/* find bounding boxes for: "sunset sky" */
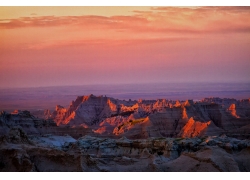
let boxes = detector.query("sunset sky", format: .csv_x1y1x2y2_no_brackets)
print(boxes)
0,6,250,88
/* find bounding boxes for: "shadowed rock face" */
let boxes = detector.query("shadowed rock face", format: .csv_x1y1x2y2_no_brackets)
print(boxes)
0,110,93,139
1,130,250,172
0,110,57,136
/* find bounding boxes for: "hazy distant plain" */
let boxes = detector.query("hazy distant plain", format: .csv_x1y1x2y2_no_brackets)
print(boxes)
0,82,249,112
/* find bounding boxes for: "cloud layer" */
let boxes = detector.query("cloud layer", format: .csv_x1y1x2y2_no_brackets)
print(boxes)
0,7,250,88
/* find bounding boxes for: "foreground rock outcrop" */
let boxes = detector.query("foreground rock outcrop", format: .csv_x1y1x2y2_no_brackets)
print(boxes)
1,129,250,172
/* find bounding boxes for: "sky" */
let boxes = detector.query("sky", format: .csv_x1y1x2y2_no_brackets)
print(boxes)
0,6,250,88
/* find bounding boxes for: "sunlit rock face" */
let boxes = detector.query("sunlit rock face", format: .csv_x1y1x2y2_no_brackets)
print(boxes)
228,104,239,118
52,95,123,126
51,95,250,139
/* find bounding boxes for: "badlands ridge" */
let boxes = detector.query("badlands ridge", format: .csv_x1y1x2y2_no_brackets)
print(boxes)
0,95,250,171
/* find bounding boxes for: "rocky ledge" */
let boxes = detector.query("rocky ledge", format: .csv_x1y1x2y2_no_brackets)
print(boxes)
0,127,250,172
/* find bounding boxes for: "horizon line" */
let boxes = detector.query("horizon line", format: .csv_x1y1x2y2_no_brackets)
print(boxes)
0,81,250,90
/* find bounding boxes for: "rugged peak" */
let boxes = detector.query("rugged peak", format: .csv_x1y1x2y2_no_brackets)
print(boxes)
183,100,194,107
174,100,181,107
81,94,110,103
11,109,20,114
87,94,95,98
83,94,96,101
55,105,65,111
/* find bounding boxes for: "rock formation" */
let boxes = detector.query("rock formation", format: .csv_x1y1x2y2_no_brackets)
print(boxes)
0,110,93,139
50,95,250,139
1,95,250,139
1,95,250,172
1,131,250,172
0,110,57,135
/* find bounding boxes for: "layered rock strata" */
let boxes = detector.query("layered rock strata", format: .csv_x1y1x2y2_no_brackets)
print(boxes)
1,129,250,172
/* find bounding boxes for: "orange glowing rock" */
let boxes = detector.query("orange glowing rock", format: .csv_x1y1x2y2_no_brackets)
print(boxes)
113,117,149,135
174,100,181,107
94,126,107,134
228,104,240,118
179,117,211,138
107,99,117,112
182,107,189,119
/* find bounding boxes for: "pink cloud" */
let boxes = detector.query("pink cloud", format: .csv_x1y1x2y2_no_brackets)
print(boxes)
1,6,250,35
0,7,250,88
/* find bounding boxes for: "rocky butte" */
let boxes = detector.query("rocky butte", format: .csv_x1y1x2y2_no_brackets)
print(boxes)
0,95,250,172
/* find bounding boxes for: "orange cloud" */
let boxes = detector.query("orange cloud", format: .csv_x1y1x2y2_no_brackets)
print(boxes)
1,7,250,50
1,6,250,33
